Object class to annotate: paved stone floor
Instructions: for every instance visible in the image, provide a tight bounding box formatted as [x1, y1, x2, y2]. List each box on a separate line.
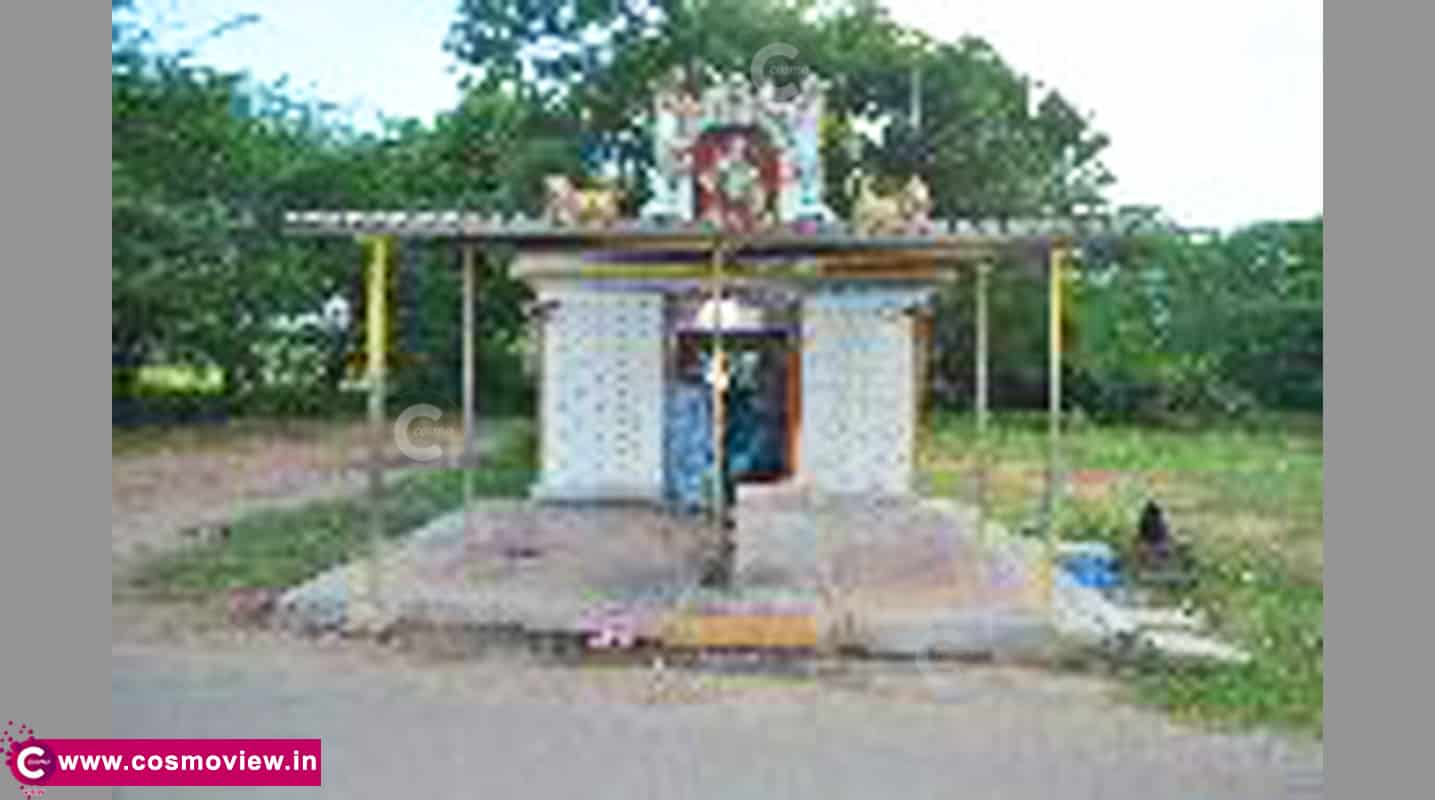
[736, 486, 1055, 651]
[280, 489, 1068, 658]
[280, 501, 716, 637]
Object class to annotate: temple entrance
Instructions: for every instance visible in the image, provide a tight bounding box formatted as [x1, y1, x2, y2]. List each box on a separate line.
[662, 293, 800, 513]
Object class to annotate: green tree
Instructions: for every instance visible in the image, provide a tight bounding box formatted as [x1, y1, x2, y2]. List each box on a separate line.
[113, 1, 364, 412]
[1069, 217, 1324, 420]
[443, 0, 1115, 218]
[115, 0, 556, 419]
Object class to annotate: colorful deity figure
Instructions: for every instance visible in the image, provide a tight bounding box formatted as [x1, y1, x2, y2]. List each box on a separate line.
[791, 74, 832, 223]
[694, 130, 778, 232]
[543, 175, 622, 227]
[639, 67, 835, 227]
[847, 171, 935, 236]
[642, 67, 698, 221]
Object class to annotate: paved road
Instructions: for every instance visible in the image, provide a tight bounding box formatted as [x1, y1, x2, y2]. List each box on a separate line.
[112, 640, 1322, 800]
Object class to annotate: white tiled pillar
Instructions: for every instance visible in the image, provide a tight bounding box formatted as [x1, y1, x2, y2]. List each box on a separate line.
[531, 289, 667, 503]
[798, 289, 929, 496]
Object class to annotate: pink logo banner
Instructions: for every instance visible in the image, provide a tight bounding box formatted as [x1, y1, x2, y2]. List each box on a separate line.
[7, 738, 321, 788]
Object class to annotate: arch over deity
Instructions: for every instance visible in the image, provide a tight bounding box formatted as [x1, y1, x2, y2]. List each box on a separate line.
[640, 67, 836, 229]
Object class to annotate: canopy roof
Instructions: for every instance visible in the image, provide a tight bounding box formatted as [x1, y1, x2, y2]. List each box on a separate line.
[282, 71, 1184, 268]
[281, 210, 1168, 263]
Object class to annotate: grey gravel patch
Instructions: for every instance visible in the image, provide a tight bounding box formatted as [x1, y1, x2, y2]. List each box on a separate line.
[277, 572, 349, 632]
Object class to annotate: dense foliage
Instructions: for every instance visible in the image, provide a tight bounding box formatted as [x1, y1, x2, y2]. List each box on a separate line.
[112, 0, 1320, 424]
[444, 0, 1113, 218]
[931, 216, 1323, 421]
[112, 1, 541, 421]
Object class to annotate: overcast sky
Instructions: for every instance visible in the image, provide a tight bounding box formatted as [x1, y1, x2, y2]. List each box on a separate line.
[136, 0, 1322, 231]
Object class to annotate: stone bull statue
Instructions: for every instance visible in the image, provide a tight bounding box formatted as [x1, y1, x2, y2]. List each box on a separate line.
[543, 175, 623, 227]
[848, 172, 933, 236]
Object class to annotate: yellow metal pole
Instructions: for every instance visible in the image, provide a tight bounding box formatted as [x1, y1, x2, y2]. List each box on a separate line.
[1041, 244, 1068, 608]
[366, 237, 390, 406]
[363, 234, 390, 618]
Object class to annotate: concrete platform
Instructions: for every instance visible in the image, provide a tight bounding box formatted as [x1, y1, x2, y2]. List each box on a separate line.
[278, 501, 711, 639]
[276, 490, 1082, 661]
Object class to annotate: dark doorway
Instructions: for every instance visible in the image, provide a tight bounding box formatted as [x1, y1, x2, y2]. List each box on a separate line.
[664, 331, 798, 510]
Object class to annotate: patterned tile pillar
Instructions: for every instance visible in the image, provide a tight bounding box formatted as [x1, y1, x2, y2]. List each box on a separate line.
[531, 289, 667, 503]
[798, 288, 933, 496]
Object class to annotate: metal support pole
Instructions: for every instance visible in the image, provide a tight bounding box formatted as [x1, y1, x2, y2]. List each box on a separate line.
[1044, 245, 1067, 547]
[910, 66, 923, 130]
[363, 234, 390, 615]
[710, 240, 728, 547]
[532, 302, 546, 501]
[461, 245, 478, 534]
[975, 260, 991, 544]
[462, 245, 478, 462]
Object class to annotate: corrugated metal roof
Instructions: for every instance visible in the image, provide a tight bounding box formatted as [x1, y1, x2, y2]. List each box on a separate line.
[280, 210, 1171, 252]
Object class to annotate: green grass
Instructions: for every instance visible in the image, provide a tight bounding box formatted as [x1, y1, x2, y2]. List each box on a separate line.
[130, 421, 537, 594]
[1126, 572, 1323, 734]
[134, 364, 226, 393]
[919, 410, 1323, 736]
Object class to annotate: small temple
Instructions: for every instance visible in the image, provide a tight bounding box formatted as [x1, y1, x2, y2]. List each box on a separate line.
[520, 68, 945, 507]
[283, 68, 1151, 523]
[274, 69, 1253, 662]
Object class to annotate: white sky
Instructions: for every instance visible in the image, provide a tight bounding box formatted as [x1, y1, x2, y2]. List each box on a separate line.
[135, 0, 1322, 231]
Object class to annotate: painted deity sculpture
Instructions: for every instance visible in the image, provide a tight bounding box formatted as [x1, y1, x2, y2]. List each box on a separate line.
[693, 129, 780, 232]
[788, 74, 829, 222]
[850, 174, 907, 236]
[543, 175, 622, 227]
[643, 67, 700, 221]
[901, 175, 933, 222]
[848, 172, 935, 236]
[640, 67, 835, 228]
